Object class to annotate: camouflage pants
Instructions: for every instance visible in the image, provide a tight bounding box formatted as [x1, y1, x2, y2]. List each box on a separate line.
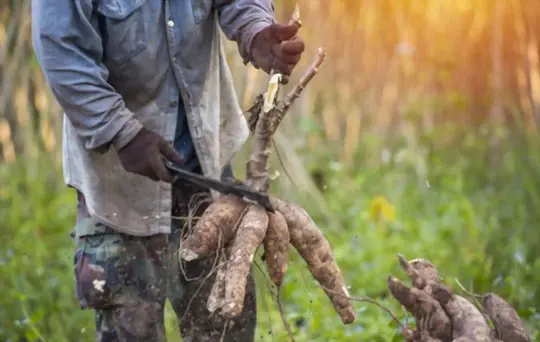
[72, 182, 257, 342]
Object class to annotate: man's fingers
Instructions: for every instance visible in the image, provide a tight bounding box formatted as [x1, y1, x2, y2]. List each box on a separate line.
[160, 142, 184, 164]
[272, 23, 299, 41]
[271, 58, 294, 77]
[281, 37, 305, 55]
[152, 157, 174, 183]
[158, 143, 182, 182]
[260, 63, 272, 74]
[272, 45, 302, 65]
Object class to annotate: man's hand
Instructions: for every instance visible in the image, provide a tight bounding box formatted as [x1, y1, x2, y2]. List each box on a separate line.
[116, 127, 183, 183]
[250, 22, 305, 83]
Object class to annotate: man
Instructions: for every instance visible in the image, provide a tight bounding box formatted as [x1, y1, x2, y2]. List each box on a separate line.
[31, 1, 304, 341]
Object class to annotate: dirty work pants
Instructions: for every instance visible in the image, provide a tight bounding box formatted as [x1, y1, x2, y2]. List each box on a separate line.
[72, 181, 257, 342]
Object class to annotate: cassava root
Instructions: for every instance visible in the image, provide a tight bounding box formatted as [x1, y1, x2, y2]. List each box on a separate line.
[271, 197, 355, 323]
[388, 255, 532, 342]
[222, 204, 269, 318]
[263, 210, 290, 287]
[178, 195, 247, 261]
[180, 192, 356, 324]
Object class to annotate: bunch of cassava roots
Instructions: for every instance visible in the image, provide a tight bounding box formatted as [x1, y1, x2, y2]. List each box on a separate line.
[177, 10, 356, 327]
[388, 254, 532, 342]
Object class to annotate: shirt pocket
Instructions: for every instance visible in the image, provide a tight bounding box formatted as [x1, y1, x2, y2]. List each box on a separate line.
[97, 0, 148, 65]
[191, 0, 213, 25]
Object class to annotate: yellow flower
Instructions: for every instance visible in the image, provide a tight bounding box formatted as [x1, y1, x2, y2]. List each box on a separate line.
[368, 196, 395, 223]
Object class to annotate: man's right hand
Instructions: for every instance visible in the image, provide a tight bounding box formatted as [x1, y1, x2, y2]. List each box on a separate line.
[249, 22, 305, 84]
[116, 127, 183, 183]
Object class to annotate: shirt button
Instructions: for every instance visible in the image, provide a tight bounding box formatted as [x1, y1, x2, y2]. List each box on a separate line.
[167, 20, 175, 28]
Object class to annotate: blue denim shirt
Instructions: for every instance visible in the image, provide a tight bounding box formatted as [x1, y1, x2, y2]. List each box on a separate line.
[98, 16, 200, 171]
[32, 0, 274, 235]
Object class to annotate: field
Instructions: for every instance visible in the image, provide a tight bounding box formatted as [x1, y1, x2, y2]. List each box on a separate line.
[2, 0, 540, 341]
[2, 127, 540, 341]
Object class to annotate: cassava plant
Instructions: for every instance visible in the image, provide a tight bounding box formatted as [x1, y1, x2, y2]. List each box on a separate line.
[177, 6, 356, 326]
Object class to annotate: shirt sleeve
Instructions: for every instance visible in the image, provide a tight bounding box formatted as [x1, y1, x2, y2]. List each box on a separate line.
[215, 0, 276, 65]
[31, 0, 143, 152]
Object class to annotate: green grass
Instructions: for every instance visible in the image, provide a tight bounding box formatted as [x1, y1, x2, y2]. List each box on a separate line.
[1, 126, 540, 341]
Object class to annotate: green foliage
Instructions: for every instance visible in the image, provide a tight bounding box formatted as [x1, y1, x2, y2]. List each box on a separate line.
[0, 156, 92, 342]
[2, 127, 540, 341]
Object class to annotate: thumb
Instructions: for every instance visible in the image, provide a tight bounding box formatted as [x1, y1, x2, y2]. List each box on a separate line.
[271, 23, 300, 41]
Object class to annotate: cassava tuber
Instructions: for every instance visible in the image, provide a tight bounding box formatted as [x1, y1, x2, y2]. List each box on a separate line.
[222, 205, 269, 319]
[271, 197, 356, 324]
[179, 195, 247, 261]
[264, 210, 290, 287]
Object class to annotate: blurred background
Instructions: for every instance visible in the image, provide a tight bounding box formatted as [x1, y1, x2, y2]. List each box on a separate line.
[2, 0, 540, 341]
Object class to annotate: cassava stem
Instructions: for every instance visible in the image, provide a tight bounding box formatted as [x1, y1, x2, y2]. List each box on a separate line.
[246, 49, 327, 191]
[245, 72, 282, 192]
[268, 48, 327, 135]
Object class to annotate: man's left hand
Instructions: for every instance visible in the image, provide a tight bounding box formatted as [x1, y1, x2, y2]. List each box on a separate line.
[250, 22, 305, 83]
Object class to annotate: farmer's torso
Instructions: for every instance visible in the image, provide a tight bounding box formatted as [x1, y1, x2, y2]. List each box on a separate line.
[98, 0, 215, 171]
[64, 0, 249, 236]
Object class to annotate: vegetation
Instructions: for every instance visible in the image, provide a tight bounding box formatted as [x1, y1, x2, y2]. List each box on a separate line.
[2, 0, 540, 341]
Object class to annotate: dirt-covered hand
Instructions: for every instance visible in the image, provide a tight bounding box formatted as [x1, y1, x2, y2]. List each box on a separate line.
[116, 127, 183, 182]
[250, 22, 305, 83]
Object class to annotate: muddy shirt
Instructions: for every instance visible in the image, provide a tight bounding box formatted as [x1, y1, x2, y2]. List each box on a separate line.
[32, 0, 275, 235]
